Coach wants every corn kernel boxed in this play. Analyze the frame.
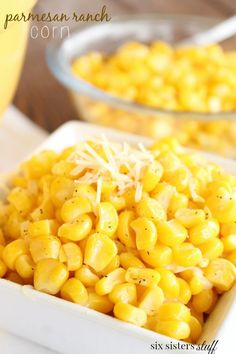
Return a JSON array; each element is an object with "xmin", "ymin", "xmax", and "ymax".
[
  {"xmin": 189, "ymin": 316, "xmax": 202, "ymax": 342},
  {"xmin": 140, "ymin": 243, "xmax": 172, "ymax": 267},
  {"xmin": 96, "ymin": 202, "xmax": 118, "ymax": 237},
  {"xmin": 29, "ymin": 235, "xmax": 60, "ymax": 263},
  {"xmin": 75, "ymin": 265, "xmax": 99, "ymax": 287},
  {"xmin": 158, "ymin": 302, "xmax": 191, "ymax": 322},
  {"xmin": 136, "ymin": 197, "xmax": 166, "ymax": 221},
  {"xmin": 189, "ymin": 219, "xmax": 219, "ymax": 245},
  {"xmin": 28, "ymin": 219, "xmax": 58, "ymax": 238},
  {"xmin": 204, "ymin": 258, "xmax": 236, "ymax": 291},
  {"xmin": 61, "ymin": 278, "xmax": 88, "ymax": 304},
  {"xmin": 192, "ymin": 288, "xmax": 214, "ymax": 313},
  {"xmin": 120, "ymin": 252, "xmax": 145, "ymax": 269},
  {"xmin": 142, "ymin": 161, "xmax": 163, "ymax": 192},
  {"xmin": 34, "ymin": 258, "xmax": 69, "ymax": 295},
  {"xmin": 0, "ymin": 259, "xmax": 7, "ymax": 278},
  {"xmin": 131, "ymin": 217, "xmax": 157, "ymax": 251},
  {"xmin": 99, "ymin": 255, "xmax": 120, "ymax": 276},
  {"xmin": 125, "ymin": 267, "xmax": 160, "ymax": 288},
  {"xmin": 84, "ymin": 232, "xmax": 117, "ymax": 272},
  {"xmin": 95, "ymin": 268, "xmax": 126, "ymax": 295},
  {"xmin": 15, "ymin": 254, "xmax": 35, "ymax": 279},
  {"xmin": 156, "ymin": 219, "xmax": 187, "ymax": 247},
  {"xmin": 61, "ymin": 197, "xmax": 92, "ymax": 222},
  {"xmin": 114, "ymin": 302, "xmax": 147, "ymax": 327},
  {"xmin": 199, "ymin": 238, "xmax": 224, "ymax": 260},
  {"xmin": 117, "ymin": 211, "xmax": 136, "ymax": 248},
  {"xmin": 50, "ymin": 177, "xmax": 74, "ymax": 207},
  {"xmin": 87, "ymin": 289, "xmax": 113, "ymax": 313},
  {"xmin": 175, "ymin": 208, "xmax": 205, "ymax": 228},
  {"xmin": 222, "ymin": 234, "xmax": 236, "ymax": 253},
  {"xmin": 155, "ymin": 320, "xmax": 190, "ymax": 340},
  {"xmin": 58, "ymin": 214, "xmax": 92, "ymax": 241},
  {"xmin": 59, "ymin": 242, "xmax": 83, "ymax": 271},
  {"xmin": 177, "ymin": 278, "xmax": 192, "ymax": 304},
  {"xmin": 109, "ymin": 283, "xmax": 137, "ymax": 305},
  {"xmin": 173, "ymin": 243, "xmax": 202, "ymax": 267},
  {"xmin": 2, "ymin": 239, "xmax": 28, "ymax": 270},
  {"xmin": 157, "ymin": 268, "xmax": 180, "ymax": 298},
  {"xmin": 139, "ymin": 286, "xmax": 164, "ymax": 315}
]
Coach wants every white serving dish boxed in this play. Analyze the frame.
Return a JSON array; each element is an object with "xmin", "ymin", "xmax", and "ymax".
[{"xmin": 0, "ymin": 121, "xmax": 235, "ymax": 354}]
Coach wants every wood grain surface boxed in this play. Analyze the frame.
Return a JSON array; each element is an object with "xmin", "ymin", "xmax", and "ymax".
[{"xmin": 13, "ymin": 0, "xmax": 236, "ymax": 132}]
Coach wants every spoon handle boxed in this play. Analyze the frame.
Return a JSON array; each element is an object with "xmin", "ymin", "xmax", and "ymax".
[{"xmin": 178, "ymin": 15, "xmax": 236, "ymax": 47}]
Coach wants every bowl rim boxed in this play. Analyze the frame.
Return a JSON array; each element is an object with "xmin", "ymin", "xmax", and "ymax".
[{"xmin": 46, "ymin": 13, "xmax": 236, "ymax": 121}]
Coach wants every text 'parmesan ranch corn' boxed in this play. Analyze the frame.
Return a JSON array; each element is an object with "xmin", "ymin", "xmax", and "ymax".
[
  {"xmin": 72, "ymin": 41, "xmax": 236, "ymax": 157},
  {"xmin": 0, "ymin": 137, "xmax": 236, "ymax": 342}
]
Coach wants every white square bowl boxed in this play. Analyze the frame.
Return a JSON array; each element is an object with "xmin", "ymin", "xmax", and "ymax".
[{"xmin": 0, "ymin": 121, "xmax": 235, "ymax": 354}]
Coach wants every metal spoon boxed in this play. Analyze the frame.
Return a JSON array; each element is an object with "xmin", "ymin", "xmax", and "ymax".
[{"xmin": 178, "ymin": 15, "xmax": 236, "ymax": 46}]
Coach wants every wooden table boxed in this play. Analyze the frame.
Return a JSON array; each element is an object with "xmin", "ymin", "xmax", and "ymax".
[{"xmin": 13, "ymin": 0, "xmax": 236, "ymax": 132}]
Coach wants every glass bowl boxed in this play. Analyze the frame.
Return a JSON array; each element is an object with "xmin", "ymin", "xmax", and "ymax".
[
  {"xmin": 0, "ymin": 0, "xmax": 37, "ymax": 117},
  {"xmin": 46, "ymin": 14, "xmax": 236, "ymax": 158}
]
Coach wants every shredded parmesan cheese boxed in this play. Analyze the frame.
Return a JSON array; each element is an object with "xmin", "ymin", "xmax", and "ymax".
[{"xmin": 68, "ymin": 136, "xmax": 154, "ymax": 203}]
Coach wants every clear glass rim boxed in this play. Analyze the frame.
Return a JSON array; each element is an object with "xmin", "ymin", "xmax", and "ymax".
[{"xmin": 46, "ymin": 13, "xmax": 236, "ymax": 121}]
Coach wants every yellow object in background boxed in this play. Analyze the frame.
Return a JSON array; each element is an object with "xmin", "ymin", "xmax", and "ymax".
[
  {"xmin": 0, "ymin": 0, "xmax": 36, "ymax": 116},
  {"xmin": 72, "ymin": 41, "xmax": 236, "ymax": 157}
]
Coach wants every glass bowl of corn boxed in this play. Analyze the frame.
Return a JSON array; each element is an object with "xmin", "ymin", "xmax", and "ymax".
[{"xmin": 47, "ymin": 14, "xmax": 236, "ymax": 158}]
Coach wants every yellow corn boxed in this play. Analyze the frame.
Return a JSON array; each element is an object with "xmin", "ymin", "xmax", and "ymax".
[
  {"xmin": 99, "ymin": 255, "xmax": 120, "ymax": 276},
  {"xmin": 189, "ymin": 316, "xmax": 202, "ymax": 342},
  {"xmin": 58, "ymin": 214, "xmax": 92, "ymax": 241},
  {"xmin": 109, "ymin": 283, "xmax": 137, "ymax": 305},
  {"xmin": 119, "ymin": 252, "xmax": 145, "ymax": 269},
  {"xmin": 139, "ymin": 286, "xmax": 164, "ymax": 315},
  {"xmin": 61, "ymin": 197, "xmax": 92, "ymax": 222},
  {"xmin": 204, "ymin": 258, "xmax": 236, "ymax": 291},
  {"xmin": 34, "ymin": 258, "xmax": 69, "ymax": 295},
  {"xmin": 125, "ymin": 267, "xmax": 160, "ymax": 288},
  {"xmin": 222, "ymin": 234, "xmax": 236, "ymax": 253},
  {"xmin": 140, "ymin": 243, "xmax": 172, "ymax": 268},
  {"xmin": 28, "ymin": 219, "xmax": 58, "ymax": 238},
  {"xmin": 75, "ymin": 265, "xmax": 99, "ymax": 287},
  {"xmin": 95, "ymin": 268, "xmax": 126, "ymax": 295},
  {"xmin": 87, "ymin": 289, "xmax": 113, "ymax": 313},
  {"xmin": 7, "ymin": 187, "xmax": 34, "ymax": 217},
  {"xmin": 96, "ymin": 202, "xmax": 118, "ymax": 237},
  {"xmin": 157, "ymin": 268, "xmax": 180, "ymax": 298},
  {"xmin": 2, "ymin": 239, "xmax": 28, "ymax": 270},
  {"xmin": 177, "ymin": 278, "xmax": 191, "ymax": 305},
  {"xmin": 158, "ymin": 302, "xmax": 191, "ymax": 322},
  {"xmin": 84, "ymin": 232, "xmax": 117, "ymax": 272},
  {"xmin": 175, "ymin": 208, "xmax": 205, "ymax": 228},
  {"xmin": 155, "ymin": 320, "xmax": 190, "ymax": 340},
  {"xmin": 61, "ymin": 278, "xmax": 88, "ymax": 304},
  {"xmin": 0, "ymin": 259, "xmax": 7, "ymax": 278},
  {"xmin": 173, "ymin": 243, "xmax": 202, "ymax": 267},
  {"xmin": 156, "ymin": 219, "xmax": 187, "ymax": 247},
  {"xmin": 29, "ymin": 235, "xmax": 61, "ymax": 263},
  {"xmin": 15, "ymin": 254, "xmax": 35, "ymax": 279},
  {"xmin": 117, "ymin": 211, "xmax": 136, "ymax": 248},
  {"xmin": 192, "ymin": 288, "xmax": 215, "ymax": 313},
  {"xmin": 189, "ymin": 219, "xmax": 219, "ymax": 245},
  {"xmin": 199, "ymin": 238, "xmax": 224, "ymax": 260},
  {"xmin": 142, "ymin": 161, "xmax": 163, "ymax": 192},
  {"xmin": 114, "ymin": 302, "xmax": 147, "ymax": 327},
  {"xmin": 131, "ymin": 217, "xmax": 157, "ymax": 250},
  {"xmin": 59, "ymin": 242, "xmax": 83, "ymax": 271},
  {"xmin": 50, "ymin": 177, "xmax": 74, "ymax": 208},
  {"xmin": 136, "ymin": 197, "xmax": 166, "ymax": 221}
]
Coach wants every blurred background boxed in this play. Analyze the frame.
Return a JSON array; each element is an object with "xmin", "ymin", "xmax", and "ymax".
[{"xmin": 13, "ymin": 0, "xmax": 235, "ymax": 132}]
